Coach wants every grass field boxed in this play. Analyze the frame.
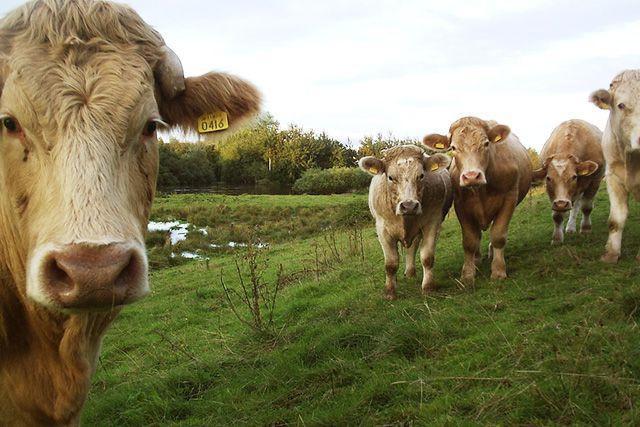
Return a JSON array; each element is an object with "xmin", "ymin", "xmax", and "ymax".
[{"xmin": 83, "ymin": 189, "xmax": 640, "ymax": 425}]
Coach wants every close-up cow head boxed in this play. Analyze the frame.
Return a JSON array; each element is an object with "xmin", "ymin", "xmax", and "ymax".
[
  {"xmin": 359, "ymin": 145, "xmax": 450, "ymax": 216},
  {"xmin": 532, "ymin": 155, "xmax": 599, "ymax": 212},
  {"xmin": 423, "ymin": 117, "xmax": 510, "ymax": 188},
  {"xmin": 0, "ymin": 0, "xmax": 261, "ymax": 312}
]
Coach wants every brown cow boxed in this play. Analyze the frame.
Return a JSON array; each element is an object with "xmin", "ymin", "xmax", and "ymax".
[
  {"xmin": 359, "ymin": 145, "xmax": 452, "ymax": 299},
  {"xmin": 532, "ymin": 120, "xmax": 604, "ymax": 244},
  {"xmin": 0, "ymin": 1, "xmax": 260, "ymax": 424},
  {"xmin": 423, "ymin": 117, "xmax": 532, "ymax": 286},
  {"xmin": 590, "ymin": 70, "xmax": 640, "ymax": 263}
]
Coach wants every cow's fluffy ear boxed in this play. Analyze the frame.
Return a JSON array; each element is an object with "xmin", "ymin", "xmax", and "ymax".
[
  {"xmin": 576, "ymin": 160, "xmax": 599, "ymax": 176},
  {"xmin": 422, "ymin": 134, "xmax": 450, "ymax": 151},
  {"xmin": 424, "ymin": 153, "xmax": 451, "ymax": 172},
  {"xmin": 359, "ymin": 156, "xmax": 385, "ymax": 175},
  {"xmin": 159, "ymin": 72, "xmax": 262, "ymax": 133},
  {"xmin": 589, "ymin": 89, "xmax": 611, "ymax": 110},
  {"xmin": 532, "ymin": 167, "xmax": 547, "ymax": 182},
  {"xmin": 488, "ymin": 124, "xmax": 510, "ymax": 143}
]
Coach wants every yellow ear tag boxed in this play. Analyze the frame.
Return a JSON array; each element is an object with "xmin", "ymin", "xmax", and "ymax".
[
  {"xmin": 197, "ymin": 112, "xmax": 229, "ymax": 134},
  {"xmin": 494, "ymin": 135, "xmax": 502, "ymax": 142},
  {"xmin": 578, "ymin": 169, "xmax": 589, "ymax": 176},
  {"xmin": 430, "ymin": 164, "xmax": 439, "ymax": 171},
  {"xmin": 369, "ymin": 167, "xmax": 379, "ymax": 174},
  {"xmin": 435, "ymin": 143, "xmax": 445, "ymax": 149}
]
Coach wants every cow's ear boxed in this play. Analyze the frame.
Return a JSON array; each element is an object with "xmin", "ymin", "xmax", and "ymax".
[
  {"xmin": 422, "ymin": 134, "xmax": 450, "ymax": 151},
  {"xmin": 159, "ymin": 72, "xmax": 262, "ymax": 133},
  {"xmin": 576, "ymin": 160, "xmax": 599, "ymax": 176},
  {"xmin": 424, "ymin": 153, "xmax": 451, "ymax": 172},
  {"xmin": 532, "ymin": 167, "xmax": 547, "ymax": 182},
  {"xmin": 488, "ymin": 124, "xmax": 510, "ymax": 143},
  {"xmin": 589, "ymin": 89, "xmax": 612, "ymax": 110},
  {"xmin": 359, "ymin": 156, "xmax": 385, "ymax": 175}
]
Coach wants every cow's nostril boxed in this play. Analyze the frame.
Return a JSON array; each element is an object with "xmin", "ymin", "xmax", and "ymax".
[{"xmin": 44, "ymin": 258, "xmax": 74, "ymax": 293}]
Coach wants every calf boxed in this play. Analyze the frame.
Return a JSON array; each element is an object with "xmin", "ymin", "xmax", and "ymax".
[
  {"xmin": 532, "ymin": 120, "xmax": 604, "ymax": 244},
  {"xmin": 359, "ymin": 145, "xmax": 452, "ymax": 299},
  {"xmin": 0, "ymin": 1, "xmax": 260, "ymax": 424},
  {"xmin": 590, "ymin": 70, "xmax": 640, "ymax": 263},
  {"xmin": 423, "ymin": 117, "xmax": 532, "ymax": 285}
]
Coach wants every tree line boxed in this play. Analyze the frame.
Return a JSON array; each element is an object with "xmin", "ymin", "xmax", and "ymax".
[{"xmin": 157, "ymin": 114, "xmax": 541, "ymax": 193}]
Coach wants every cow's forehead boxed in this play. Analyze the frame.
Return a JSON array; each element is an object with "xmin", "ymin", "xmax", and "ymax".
[
  {"xmin": 549, "ymin": 158, "xmax": 575, "ymax": 177},
  {"xmin": 452, "ymin": 125, "xmax": 487, "ymax": 147}
]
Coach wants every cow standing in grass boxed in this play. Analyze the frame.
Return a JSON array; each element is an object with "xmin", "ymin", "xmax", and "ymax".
[
  {"xmin": 0, "ymin": 1, "xmax": 260, "ymax": 424},
  {"xmin": 532, "ymin": 120, "xmax": 604, "ymax": 244},
  {"xmin": 590, "ymin": 70, "xmax": 640, "ymax": 263},
  {"xmin": 423, "ymin": 117, "xmax": 532, "ymax": 286},
  {"xmin": 359, "ymin": 145, "xmax": 452, "ymax": 299}
]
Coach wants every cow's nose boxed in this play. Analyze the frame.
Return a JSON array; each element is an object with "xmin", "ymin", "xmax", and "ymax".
[
  {"xmin": 552, "ymin": 199, "xmax": 572, "ymax": 212},
  {"xmin": 41, "ymin": 243, "xmax": 147, "ymax": 310},
  {"xmin": 460, "ymin": 171, "xmax": 485, "ymax": 186},
  {"xmin": 399, "ymin": 200, "xmax": 420, "ymax": 215}
]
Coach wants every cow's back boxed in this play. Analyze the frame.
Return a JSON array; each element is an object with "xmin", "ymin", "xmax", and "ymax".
[{"xmin": 541, "ymin": 120, "xmax": 604, "ymax": 173}]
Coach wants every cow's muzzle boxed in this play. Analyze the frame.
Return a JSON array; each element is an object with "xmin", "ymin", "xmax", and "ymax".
[
  {"xmin": 31, "ymin": 242, "xmax": 148, "ymax": 310},
  {"xmin": 460, "ymin": 170, "xmax": 486, "ymax": 187},
  {"xmin": 552, "ymin": 199, "xmax": 572, "ymax": 212},
  {"xmin": 397, "ymin": 200, "xmax": 421, "ymax": 216}
]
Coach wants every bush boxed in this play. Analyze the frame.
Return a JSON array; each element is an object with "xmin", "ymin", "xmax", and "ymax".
[{"xmin": 292, "ymin": 167, "xmax": 371, "ymax": 195}]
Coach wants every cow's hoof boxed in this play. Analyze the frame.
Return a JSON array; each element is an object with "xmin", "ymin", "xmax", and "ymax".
[
  {"xmin": 601, "ymin": 253, "xmax": 619, "ymax": 264},
  {"xmin": 404, "ymin": 268, "xmax": 416, "ymax": 278},
  {"xmin": 491, "ymin": 271, "xmax": 507, "ymax": 280},
  {"xmin": 551, "ymin": 239, "xmax": 563, "ymax": 246},
  {"xmin": 565, "ymin": 228, "xmax": 577, "ymax": 235},
  {"xmin": 384, "ymin": 292, "xmax": 397, "ymax": 301},
  {"xmin": 580, "ymin": 225, "xmax": 592, "ymax": 234},
  {"xmin": 636, "ymin": 254, "xmax": 640, "ymax": 263},
  {"xmin": 460, "ymin": 275, "xmax": 475, "ymax": 287}
]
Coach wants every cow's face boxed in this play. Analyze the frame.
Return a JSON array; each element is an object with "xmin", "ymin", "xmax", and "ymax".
[
  {"xmin": 532, "ymin": 156, "xmax": 599, "ymax": 212},
  {"xmin": 423, "ymin": 118, "xmax": 510, "ymax": 188},
  {"xmin": 0, "ymin": 17, "xmax": 260, "ymax": 312},
  {"xmin": 591, "ymin": 71, "xmax": 640, "ymax": 150},
  {"xmin": 359, "ymin": 147, "xmax": 450, "ymax": 216}
]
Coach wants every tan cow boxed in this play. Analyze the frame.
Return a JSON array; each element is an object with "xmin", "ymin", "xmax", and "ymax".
[
  {"xmin": 423, "ymin": 117, "xmax": 532, "ymax": 286},
  {"xmin": 0, "ymin": 1, "xmax": 260, "ymax": 425},
  {"xmin": 532, "ymin": 120, "xmax": 604, "ymax": 244},
  {"xmin": 590, "ymin": 70, "xmax": 640, "ymax": 263},
  {"xmin": 359, "ymin": 145, "xmax": 452, "ymax": 299}
]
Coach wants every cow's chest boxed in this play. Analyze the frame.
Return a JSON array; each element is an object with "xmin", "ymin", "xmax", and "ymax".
[{"xmin": 458, "ymin": 188, "xmax": 504, "ymax": 230}]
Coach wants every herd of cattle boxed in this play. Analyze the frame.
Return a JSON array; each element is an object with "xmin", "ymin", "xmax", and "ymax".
[
  {"xmin": 0, "ymin": 0, "xmax": 639, "ymax": 425},
  {"xmin": 360, "ymin": 97, "xmax": 638, "ymax": 300}
]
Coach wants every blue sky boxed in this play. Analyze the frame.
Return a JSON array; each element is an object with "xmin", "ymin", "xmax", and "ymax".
[{"xmin": 2, "ymin": 0, "xmax": 640, "ymax": 150}]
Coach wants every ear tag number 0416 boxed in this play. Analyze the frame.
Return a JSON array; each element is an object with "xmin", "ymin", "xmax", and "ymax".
[{"xmin": 197, "ymin": 112, "xmax": 229, "ymax": 133}]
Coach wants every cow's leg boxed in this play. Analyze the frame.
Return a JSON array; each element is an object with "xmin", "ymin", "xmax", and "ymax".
[
  {"xmin": 419, "ymin": 223, "xmax": 439, "ymax": 294},
  {"xmin": 461, "ymin": 222, "xmax": 481, "ymax": 286},
  {"xmin": 490, "ymin": 195, "xmax": 517, "ymax": 280},
  {"xmin": 552, "ymin": 211, "xmax": 565, "ymax": 244},
  {"xmin": 603, "ymin": 175, "xmax": 628, "ymax": 263},
  {"xmin": 565, "ymin": 197, "xmax": 580, "ymax": 234},
  {"xmin": 378, "ymin": 231, "xmax": 400, "ymax": 300},
  {"xmin": 579, "ymin": 197, "xmax": 594, "ymax": 233},
  {"xmin": 404, "ymin": 238, "xmax": 418, "ymax": 278}
]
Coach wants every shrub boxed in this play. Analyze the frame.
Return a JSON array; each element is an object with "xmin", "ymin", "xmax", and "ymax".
[{"xmin": 292, "ymin": 167, "xmax": 371, "ymax": 195}]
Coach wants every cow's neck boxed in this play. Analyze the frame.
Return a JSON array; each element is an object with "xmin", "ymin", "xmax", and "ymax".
[{"xmin": 0, "ymin": 211, "xmax": 116, "ymax": 424}]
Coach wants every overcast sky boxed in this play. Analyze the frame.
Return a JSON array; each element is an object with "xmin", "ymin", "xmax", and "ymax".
[{"xmin": 2, "ymin": 0, "xmax": 640, "ymax": 150}]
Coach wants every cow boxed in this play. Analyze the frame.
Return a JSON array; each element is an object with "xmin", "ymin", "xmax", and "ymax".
[
  {"xmin": 590, "ymin": 70, "xmax": 640, "ymax": 263},
  {"xmin": 531, "ymin": 120, "xmax": 604, "ymax": 244},
  {"xmin": 423, "ymin": 117, "xmax": 532, "ymax": 286},
  {"xmin": 0, "ymin": 1, "xmax": 260, "ymax": 424},
  {"xmin": 359, "ymin": 145, "xmax": 453, "ymax": 300}
]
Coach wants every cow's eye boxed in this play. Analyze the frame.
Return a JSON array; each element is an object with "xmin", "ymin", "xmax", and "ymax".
[
  {"xmin": 388, "ymin": 175, "xmax": 394, "ymax": 182},
  {"xmin": 142, "ymin": 120, "xmax": 158, "ymax": 136},
  {"xmin": 546, "ymin": 176, "xmax": 551, "ymax": 182},
  {"xmin": 618, "ymin": 103, "xmax": 626, "ymax": 110},
  {"xmin": 419, "ymin": 173, "xmax": 425, "ymax": 180},
  {"xmin": 2, "ymin": 116, "xmax": 21, "ymax": 134},
  {"xmin": 484, "ymin": 140, "xmax": 490, "ymax": 147},
  {"xmin": 572, "ymin": 175, "xmax": 578, "ymax": 180}
]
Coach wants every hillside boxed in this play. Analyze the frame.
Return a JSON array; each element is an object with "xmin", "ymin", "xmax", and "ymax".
[{"xmin": 83, "ymin": 189, "xmax": 640, "ymax": 425}]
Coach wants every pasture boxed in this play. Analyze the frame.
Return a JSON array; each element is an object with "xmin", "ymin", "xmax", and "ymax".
[{"xmin": 84, "ymin": 189, "xmax": 640, "ymax": 425}]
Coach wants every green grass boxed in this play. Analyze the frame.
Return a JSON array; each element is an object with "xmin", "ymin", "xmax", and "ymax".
[{"xmin": 83, "ymin": 189, "xmax": 640, "ymax": 425}]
